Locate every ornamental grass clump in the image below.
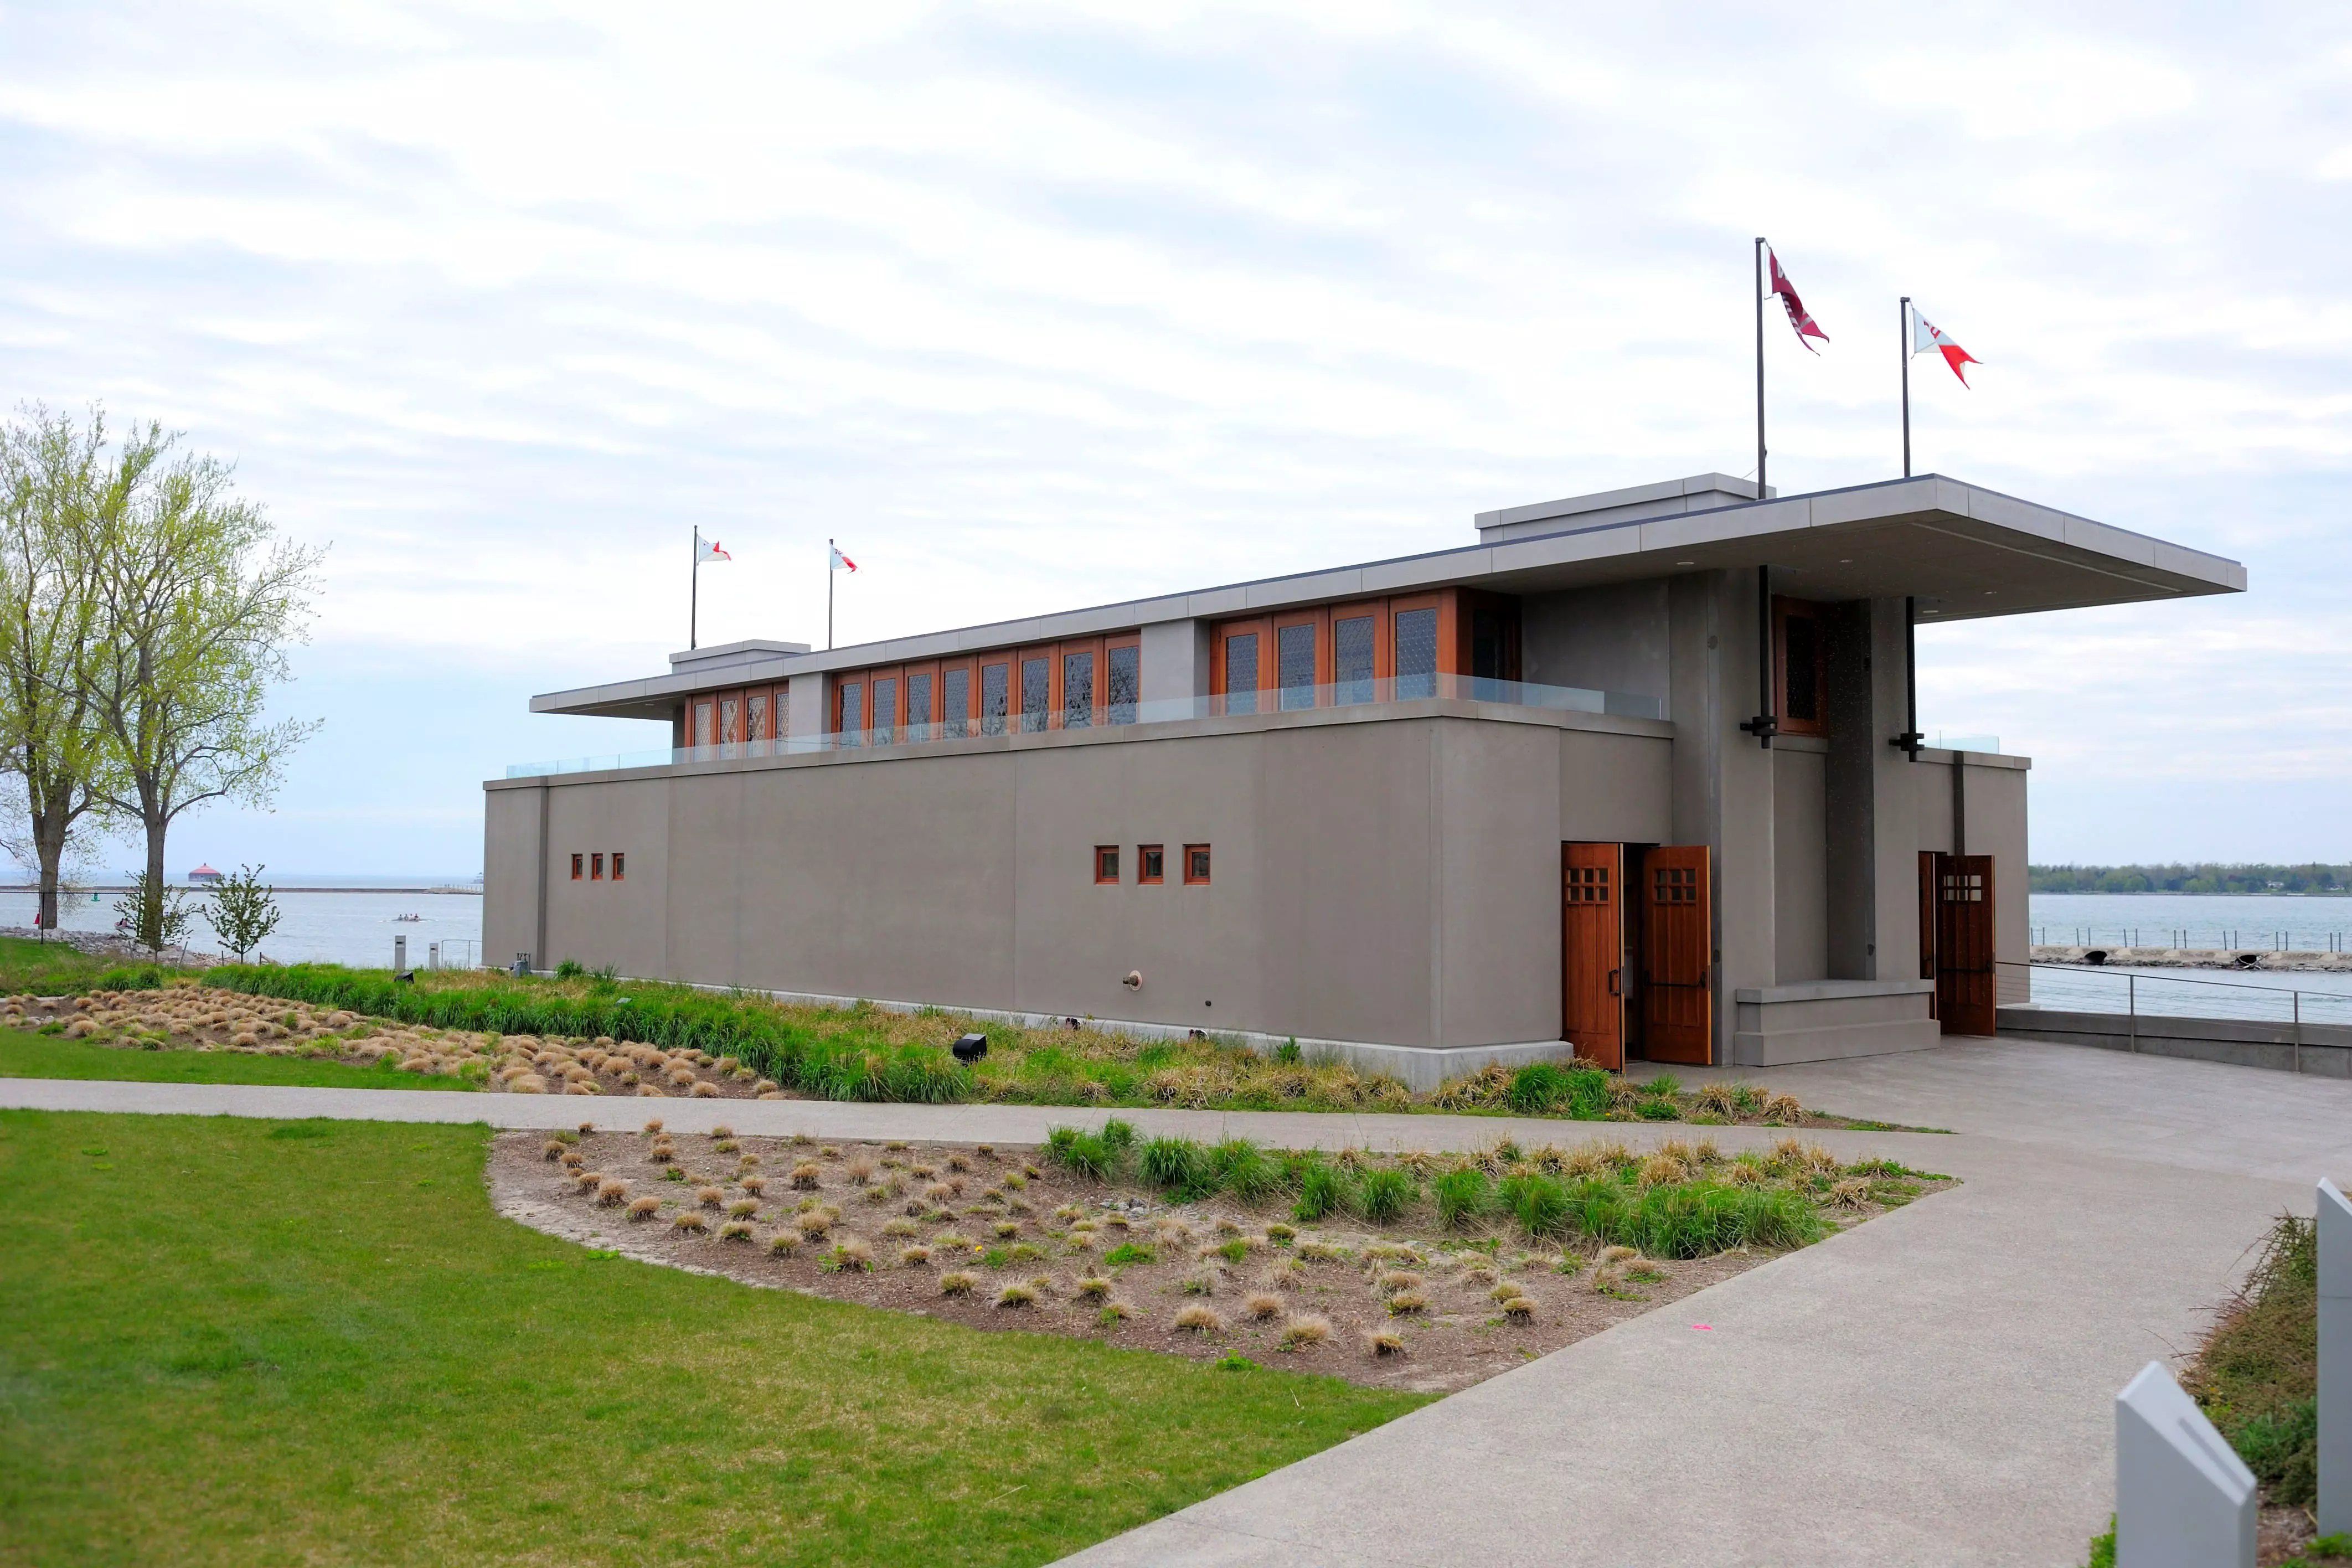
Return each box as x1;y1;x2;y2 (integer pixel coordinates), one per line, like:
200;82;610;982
940;1270;976;1296
1172;1303;1221;1334
2185;1211;2318;1506
672;1211;708;1234
1137;1135;1212;1198
996;1281;1038;1309
627;1196;661;1220
1293;1159;1350;1223
1434;1167;1493;1230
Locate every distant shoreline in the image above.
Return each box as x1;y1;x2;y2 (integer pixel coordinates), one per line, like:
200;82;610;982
0;885;484;896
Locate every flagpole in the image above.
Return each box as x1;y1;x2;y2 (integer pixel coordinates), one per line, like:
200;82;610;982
690;529;699;650
1900;296;1912;478
827;537;835;651
1754;238;1767;498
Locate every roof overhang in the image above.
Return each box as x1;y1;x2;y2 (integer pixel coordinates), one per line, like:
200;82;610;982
534;473;2244;721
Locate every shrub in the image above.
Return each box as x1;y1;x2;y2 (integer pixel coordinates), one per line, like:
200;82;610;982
2188;1211;2318;1505
1499;1172;1570;1237
1138;1136;1211;1197
1293;1159;1350;1223
1434;1167;1493;1229
1210;1138;1280;1204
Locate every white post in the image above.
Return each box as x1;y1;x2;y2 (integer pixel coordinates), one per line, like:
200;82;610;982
394;935;407;972
2116;1360;2255;1568
2323;1178;2352;1535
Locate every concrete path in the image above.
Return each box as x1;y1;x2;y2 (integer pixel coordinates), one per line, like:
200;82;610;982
9;1041;2350;1566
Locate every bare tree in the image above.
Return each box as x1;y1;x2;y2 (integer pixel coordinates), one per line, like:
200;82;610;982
82;430;322;950
0;406;130;933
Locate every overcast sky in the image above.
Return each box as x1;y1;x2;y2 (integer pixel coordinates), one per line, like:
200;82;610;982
3;1;2347;874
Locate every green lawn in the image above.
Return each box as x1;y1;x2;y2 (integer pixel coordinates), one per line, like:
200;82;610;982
0;1112;1428;1566
0;1030;476;1091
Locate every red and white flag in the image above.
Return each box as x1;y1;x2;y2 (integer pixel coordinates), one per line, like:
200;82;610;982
1911;311;1980;386
829;544;858;573
694;530;730;563
1767;247;1829;353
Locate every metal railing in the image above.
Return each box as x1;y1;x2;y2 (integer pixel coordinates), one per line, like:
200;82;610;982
508;673;1669;778
2034;927;2350;953
2000;959;2351;1071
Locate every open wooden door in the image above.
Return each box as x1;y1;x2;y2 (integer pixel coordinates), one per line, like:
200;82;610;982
1917;850;1940;1021
1640;845;1711;1064
1932;853;1997;1035
1560;843;1624;1069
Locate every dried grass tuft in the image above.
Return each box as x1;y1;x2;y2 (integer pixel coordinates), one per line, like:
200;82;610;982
1828;1177;1874;1209
1076;1275;1113;1300
596;1179;628;1206
1280;1314;1332;1347
796;1211;833;1239
542;1139;568;1161
997;1281;1039;1308
1245;1292;1285;1321
1386;1291;1427;1314
844;1156;876;1184
1500;1296;1536;1320
689;1082;719;1098
898;1245;931;1266
627;1196;661;1219
719;1220;754;1242
940;1270;976;1296
726;1199;759;1219
767;1232;798;1257
696;1186;725;1208
672;1211;708;1233
790;1163;823;1190
1364;1327;1405;1357
1173;1303;1222;1333
642;1118;664;1135
1375;1270;1424;1294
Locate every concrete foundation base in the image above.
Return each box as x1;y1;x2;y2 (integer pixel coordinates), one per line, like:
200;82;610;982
1997;1007;2352;1079
1732;978;1942;1067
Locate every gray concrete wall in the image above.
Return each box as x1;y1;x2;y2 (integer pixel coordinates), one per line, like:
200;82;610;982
1773;743;1828;983
1914;750;2033;1003
482;782;546;973
1998;1007;2352;1079
488;704;1669;1056
1520;581;1672;706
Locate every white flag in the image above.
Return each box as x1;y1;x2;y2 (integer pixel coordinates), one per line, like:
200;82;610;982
830;544;858;572
695;531;731;564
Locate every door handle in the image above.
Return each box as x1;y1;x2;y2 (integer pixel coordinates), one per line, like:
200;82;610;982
1607;969;1621;996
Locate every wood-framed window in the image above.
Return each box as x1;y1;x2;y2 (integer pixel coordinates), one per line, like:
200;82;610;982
902;661;937;740
835;679;865;745
1389;592;1447;699
979;658;1012;736
1329;600;1386;705
870;670;900;745
1094;845;1121;885
692;698;715;750
941;661;973;740
570;853;584;881
745;688;771;745
1212;617;1270;715
1060;636;1103;730
1183;843;1211;885
1773;596;1828;737
1273;607;1327;711
1138;844;1164;884
611;852;626;881
591;853;604;880
1018;649;1053;734
718;695;741;747
1105;636;1141;725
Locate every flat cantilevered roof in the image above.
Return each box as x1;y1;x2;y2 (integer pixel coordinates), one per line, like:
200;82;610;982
536;472;2245;721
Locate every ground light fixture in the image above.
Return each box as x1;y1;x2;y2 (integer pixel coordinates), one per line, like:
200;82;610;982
951;1033;987;1062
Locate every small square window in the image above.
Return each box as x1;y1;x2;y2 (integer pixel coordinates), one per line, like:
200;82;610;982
570;854;584;881
591;853;604;880
1138;845;1164;884
1095;845;1120;885
1183;844;1211;885
611;852;625;882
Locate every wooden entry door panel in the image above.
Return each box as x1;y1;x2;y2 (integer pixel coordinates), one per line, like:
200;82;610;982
1641;845;1711;1065
1560;842;1624;1069
1932;853;1997;1036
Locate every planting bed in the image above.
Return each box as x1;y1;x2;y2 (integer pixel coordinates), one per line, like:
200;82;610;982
492;1121;1953;1394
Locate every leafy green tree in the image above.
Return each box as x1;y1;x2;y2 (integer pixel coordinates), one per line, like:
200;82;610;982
205;863;281;963
0;406;130;932
79;428;322;951
111;868;194;956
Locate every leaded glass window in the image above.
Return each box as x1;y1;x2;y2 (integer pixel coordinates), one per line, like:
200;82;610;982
1334;615;1374;705
1020;657;1050;733
871;677;897;744
979;663;1008;736
1106;644;1139;725
837;680;863;746
1224;632;1258;715
906;672;932;739
1395;608;1438;700
1278;623;1316;710
945;667;971;739
1063;651;1093;728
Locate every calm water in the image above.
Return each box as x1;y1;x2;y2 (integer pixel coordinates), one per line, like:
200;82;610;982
2029;891;2352;951
2;883;483;969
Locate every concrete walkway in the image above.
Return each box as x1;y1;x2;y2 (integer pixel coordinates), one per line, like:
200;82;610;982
8;1041;2350;1566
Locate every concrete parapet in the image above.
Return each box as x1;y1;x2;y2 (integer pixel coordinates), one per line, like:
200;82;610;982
1731;979;1942;1066
1996;1007;2352;1077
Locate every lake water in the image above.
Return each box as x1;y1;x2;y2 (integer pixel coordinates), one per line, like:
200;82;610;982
2;878;483;969
2028;891;2352;952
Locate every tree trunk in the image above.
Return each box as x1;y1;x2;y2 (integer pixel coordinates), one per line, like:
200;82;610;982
143;802;168;953
31;778;68;935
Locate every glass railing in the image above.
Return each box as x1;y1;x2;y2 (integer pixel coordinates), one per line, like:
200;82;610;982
506;674;1665;778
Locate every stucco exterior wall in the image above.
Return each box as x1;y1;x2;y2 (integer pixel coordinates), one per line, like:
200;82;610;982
487;705;1672;1054
1773;744;1828;983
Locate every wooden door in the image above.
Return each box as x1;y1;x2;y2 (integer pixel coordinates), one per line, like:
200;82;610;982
1933;853;1997;1035
1917;850;1940;1020
1560;843;1624;1069
1640;845;1712;1064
